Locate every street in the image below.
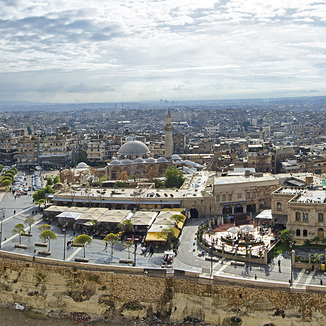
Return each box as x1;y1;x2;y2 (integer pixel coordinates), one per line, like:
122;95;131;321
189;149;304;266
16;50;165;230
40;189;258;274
0;180;325;289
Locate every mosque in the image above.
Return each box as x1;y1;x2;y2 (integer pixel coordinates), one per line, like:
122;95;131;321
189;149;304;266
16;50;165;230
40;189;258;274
107;111;174;180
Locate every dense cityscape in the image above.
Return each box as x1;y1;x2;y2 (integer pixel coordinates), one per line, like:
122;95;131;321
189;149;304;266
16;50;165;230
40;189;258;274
1;97;326;325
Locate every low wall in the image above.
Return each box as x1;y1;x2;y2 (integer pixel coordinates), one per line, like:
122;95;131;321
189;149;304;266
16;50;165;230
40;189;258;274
198;242;268;265
1;250;326;325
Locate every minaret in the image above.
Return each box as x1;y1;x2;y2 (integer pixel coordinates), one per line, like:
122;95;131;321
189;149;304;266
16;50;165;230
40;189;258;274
164;110;173;159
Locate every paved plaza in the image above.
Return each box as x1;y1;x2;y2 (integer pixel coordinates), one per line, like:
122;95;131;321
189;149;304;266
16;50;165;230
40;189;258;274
0;173;326;289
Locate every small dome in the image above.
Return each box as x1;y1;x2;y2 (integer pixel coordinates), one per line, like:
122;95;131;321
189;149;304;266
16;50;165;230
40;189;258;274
121;159;133;165
134;157;144;163
157;157;168;163
171;154;181;160
146;157;156;163
53;182;64;190
118;140;149;157
76;162;88;169
110;160;120;165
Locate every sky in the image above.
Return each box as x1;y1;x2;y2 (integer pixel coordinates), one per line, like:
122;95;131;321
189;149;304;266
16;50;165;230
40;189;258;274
0;0;326;103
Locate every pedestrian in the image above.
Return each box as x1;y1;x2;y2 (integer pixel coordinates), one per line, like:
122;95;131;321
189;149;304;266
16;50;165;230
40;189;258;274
321;279;323;286
278;259;281;268
104;242;108;252
254;274;257;280
149;245;154;257
13;210;16;214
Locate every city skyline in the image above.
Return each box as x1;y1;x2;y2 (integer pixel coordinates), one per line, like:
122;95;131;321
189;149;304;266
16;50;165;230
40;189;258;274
1;0;326;103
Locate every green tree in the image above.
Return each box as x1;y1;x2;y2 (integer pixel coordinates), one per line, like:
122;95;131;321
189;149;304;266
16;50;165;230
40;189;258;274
33;186;54;202
164;166;185;188
24;217;35;234
38;224;51;232
279;229;293;246
39;230;57;251
171;214;186;227
35;199;46;208
118;219;133;236
1;179;12;187
103;233;119;259
312;236;320;244
158;226;177;249
46;177;53;186
73;234;92;258
53;175;60;184
123;240;134;259
12;224;25;244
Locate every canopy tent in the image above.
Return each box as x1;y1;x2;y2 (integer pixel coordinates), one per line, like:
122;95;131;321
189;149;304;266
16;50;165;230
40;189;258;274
255;209;272;220
240;224;254;234
98;210;130;224
145;224;181;242
155;210;186;229
56;211;83;220
130;211;158;227
57;211;83;225
43;205;68;218
227;226;240;234
43;205;67;214
65;207;89;214
76;207;107;223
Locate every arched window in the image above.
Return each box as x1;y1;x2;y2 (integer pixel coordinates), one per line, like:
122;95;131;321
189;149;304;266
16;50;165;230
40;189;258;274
296;229;301;237
303;230;308;237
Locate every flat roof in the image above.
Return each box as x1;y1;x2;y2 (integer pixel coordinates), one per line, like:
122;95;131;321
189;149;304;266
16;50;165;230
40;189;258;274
214;174;278;185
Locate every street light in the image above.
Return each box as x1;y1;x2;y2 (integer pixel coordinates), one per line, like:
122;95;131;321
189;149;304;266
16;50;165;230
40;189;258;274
0;208;5;249
63;226;67;260
290;241;295;286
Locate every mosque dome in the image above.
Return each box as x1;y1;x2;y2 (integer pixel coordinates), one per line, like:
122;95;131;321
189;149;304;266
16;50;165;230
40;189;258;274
146;157;156;163
157;156;168;163
76;162;88;169
110;159;120;165
171;154;181;161
118;140;150;157
121;159;133;165
134;157;145;163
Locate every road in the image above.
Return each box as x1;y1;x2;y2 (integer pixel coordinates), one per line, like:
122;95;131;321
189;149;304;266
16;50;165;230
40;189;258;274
0;178;325;289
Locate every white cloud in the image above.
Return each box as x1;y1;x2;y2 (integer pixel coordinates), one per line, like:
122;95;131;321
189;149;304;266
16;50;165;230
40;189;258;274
0;0;325;102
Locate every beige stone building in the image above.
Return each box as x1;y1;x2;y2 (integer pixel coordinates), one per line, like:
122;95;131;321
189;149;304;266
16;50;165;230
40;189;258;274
213;173;280;217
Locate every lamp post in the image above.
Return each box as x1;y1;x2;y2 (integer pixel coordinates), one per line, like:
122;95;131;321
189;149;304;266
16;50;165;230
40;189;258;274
290;241;295;286
209;245;213;277
63;227;66;260
0;208;4;249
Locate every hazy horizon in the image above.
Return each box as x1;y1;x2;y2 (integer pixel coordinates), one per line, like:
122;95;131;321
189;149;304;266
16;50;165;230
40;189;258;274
1;1;326;103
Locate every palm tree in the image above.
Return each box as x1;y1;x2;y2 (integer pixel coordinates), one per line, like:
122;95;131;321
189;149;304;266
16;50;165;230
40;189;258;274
39;230;57;251
24;217;35;234
73;234;92;258
12;224;25;244
103;233;119;260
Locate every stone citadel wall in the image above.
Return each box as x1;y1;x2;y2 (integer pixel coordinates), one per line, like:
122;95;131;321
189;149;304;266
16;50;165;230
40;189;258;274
1;251;326;325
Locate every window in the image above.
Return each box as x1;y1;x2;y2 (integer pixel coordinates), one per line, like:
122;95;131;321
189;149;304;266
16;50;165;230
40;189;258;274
296;229;301;236
216;195;220;202
303;212;309;222
276;202;282;211
246;192;250;199
228;194;232;201
237;193;242;199
295;212;301;221
318;213;324;223
222;194;226;201
303;230;308;237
